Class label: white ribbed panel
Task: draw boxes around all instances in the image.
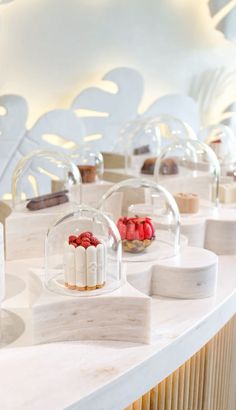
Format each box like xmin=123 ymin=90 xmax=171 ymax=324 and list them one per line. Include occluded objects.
xmin=125 ymin=316 xmax=236 ymax=410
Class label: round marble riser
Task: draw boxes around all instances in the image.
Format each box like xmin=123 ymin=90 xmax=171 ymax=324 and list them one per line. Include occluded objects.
xmin=151 ymin=247 xmax=218 ymax=299
xmin=205 ymin=209 xmax=236 ymax=255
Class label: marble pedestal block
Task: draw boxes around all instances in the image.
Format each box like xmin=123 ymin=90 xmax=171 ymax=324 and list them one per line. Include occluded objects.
xmin=152 ymin=247 xmax=218 ymax=299
xmin=51 ymin=180 xmax=113 ymax=208
xmin=126 ymin=246 xmax=218 ymax=299
xmin=205 ymin=208 xmax=236 ymax=255
xmin=29 ymin=271 xmax=151 ymax=345
xmin=5 ymin=202 xmax=72 ymax=260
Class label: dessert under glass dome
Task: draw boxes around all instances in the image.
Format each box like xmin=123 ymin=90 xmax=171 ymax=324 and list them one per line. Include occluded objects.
xmin=98 ymin=178 xmax=182 ymax=262
xmin=154 ymin=139 xmax=220 ymax=214
xmin=45 ymin=205 xmax=124 ymax=296
xmin=12 ymin=149 xmax=81 ymax=210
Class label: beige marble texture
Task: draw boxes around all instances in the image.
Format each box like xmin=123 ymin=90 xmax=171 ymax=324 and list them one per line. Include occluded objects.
xmin=205 ymin=208 xmax=236 ymax=255
xmin=5 ymin=202 xmax=73 ymax=260
xmin=28 ymin=271 xmax=151 ymax=344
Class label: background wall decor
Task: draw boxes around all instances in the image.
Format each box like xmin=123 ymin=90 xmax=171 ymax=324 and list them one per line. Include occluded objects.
xmin=1 ymin=0 xmax=236 ymax=125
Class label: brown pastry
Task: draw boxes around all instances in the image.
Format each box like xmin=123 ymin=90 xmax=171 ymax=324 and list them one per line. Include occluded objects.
xmin=174 ymin=193 xmax=200 ymax=214
xmin=159 ymin=158 xmax=178 ymax=175
xmin=226 ymin=170 xmax=236 ymax=181
xmin=78 ymin=165 xmax=97 ymax=183
xmin=141 ymin=157 xmax=157 ymax=175
xmin=26 ymin=190 xmax=69 ymax=211
xmin=133 ymin=145 xmax=150 ymax=155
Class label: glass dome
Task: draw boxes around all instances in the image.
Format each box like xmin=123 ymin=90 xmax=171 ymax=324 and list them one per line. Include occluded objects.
xmin=45 ymin=205 xmax=124 ymax=296
xmin=115 ymin=117 xmax=161 ymax=173
xmin=70 ymin=146 xmax=104 ymax=183
xmin=115 ymin=115 xmax=196 ymax=175
xmin=154 ymin=139 xmax=220 ymax=213
xmin=12 ymin=149 xmax=81 ymax=210
xmin=98 ymin=178 xmax=181 ymax=262
xmin=199 ymin=124 xmax=236 ymax=176
xmin=152 ymin=114 xmax=197 ymax=147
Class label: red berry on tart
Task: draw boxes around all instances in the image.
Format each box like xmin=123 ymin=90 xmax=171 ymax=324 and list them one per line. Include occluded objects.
xmin=116 ymin=217 xmax=155 ymax=253
xmin=67 ymin=232 xmax=101 ymax=248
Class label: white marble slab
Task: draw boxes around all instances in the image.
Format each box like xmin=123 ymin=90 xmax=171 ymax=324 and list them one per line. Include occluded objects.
xmin=29 ymin=273 xmax=151 ymax=344
xmin=152 ymin=246 xmax=218 ymax=299
xmin=205 ymin=208 xmax=236 ymax=254
xmin=5 ymin=202 xmax=73 ymax=260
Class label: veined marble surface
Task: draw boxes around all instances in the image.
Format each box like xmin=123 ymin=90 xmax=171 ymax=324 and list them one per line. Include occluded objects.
xmin=0 ymin=255 xmax=235 ymax=410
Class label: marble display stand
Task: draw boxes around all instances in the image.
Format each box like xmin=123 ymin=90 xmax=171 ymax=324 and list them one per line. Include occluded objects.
xmin=205 ymin=208 xmax=236 ymax=255
xmin=52 ymin=179 xmax=113 ymax=208
xmin=29 ymin=270 xmax=151 ymax=345
xmin=5 ymin=202 xmax=73 ymax=260
xmin=152 ymin=247 xmax=218 ymax=299
xmin=126 ymin=246 xmax=218 ymax=299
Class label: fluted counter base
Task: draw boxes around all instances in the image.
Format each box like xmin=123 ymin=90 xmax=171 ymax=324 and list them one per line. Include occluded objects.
xmin=126 ymin=316 xmax=236 ymax=410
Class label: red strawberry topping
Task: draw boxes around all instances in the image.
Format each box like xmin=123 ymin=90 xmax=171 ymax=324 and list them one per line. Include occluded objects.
xmin=116 ymin=217 xmax=155 ymax=241
xmin=67 ymin=232 xmax=101 ymax=249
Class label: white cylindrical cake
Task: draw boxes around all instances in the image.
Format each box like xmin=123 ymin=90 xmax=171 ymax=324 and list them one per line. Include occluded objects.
xmin=63 ymin=232 xmax=106 ymax=291
xmin=75 ymin=246 xmax=87 ymax=290
xmin=0 ymin=223 xmax=5 ymax=303
xmin=86 ymin=246 xmax=97 ymax=290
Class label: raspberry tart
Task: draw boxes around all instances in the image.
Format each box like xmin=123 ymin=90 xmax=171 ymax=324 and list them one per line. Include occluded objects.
xmin=63 ymin=232 xmax=106 ymax=291
xmin=117 ymin=217 xmax=155 ymax=253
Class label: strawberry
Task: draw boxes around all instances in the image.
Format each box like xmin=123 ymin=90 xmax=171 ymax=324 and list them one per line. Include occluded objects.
xmin=137 ymin=223 xmax=144 ymax=240
xmin=79 ymin=232 xmax=92 ymax=240
xmin=81 ymin=241 xmax=91 ymax=249
xmin=76 ymin=238 xmax=82 ymax=245
xmin=69 ymin=235 xmax=77 ymax=243
xmin=116 ymin=216 xmax=155 ymax=241
xmin=145 ymin=218 xmax=155 ymax=237
xmin=91 ymin=237 xmax=101 ymax=246
xmin=143 ymin=222 xmax=153 ymax=239
xmin=133 ymin=227 xmax=140 ymax=240
xmin=117 ymin=220 xmax=127 ymax=240
xmin=126 ymin=221 xmax=136 ymax=240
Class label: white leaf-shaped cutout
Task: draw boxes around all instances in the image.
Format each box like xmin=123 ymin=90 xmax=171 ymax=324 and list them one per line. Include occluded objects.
xmin=189 ymin=67 xmax=236 ymax=127
xmin=71 ymin=67 xmax=144 ymax=151
xmin=0 ymin=102 xmax=86 ymax=197
xmin=143 ymin=94 xmax=200 ymax=131
xmin=208 ymin=0 xmax=236 ymax=40
xmin=0 ymin=95 xmax=30 ymax=198
xmin=27 ymin=109 xmax=86 ymax=152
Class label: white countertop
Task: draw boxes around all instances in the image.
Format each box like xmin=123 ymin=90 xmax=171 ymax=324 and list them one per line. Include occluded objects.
xmin=0 ymin=255 xmax=235 ymax=410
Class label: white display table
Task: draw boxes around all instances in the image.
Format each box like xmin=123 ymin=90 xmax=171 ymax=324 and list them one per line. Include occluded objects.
xmin=0 ymin=255 xmax=235 ymax=410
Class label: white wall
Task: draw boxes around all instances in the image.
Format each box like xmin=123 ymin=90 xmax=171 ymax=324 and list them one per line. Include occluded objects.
xmin=1 ymin=0 xmax=236 ymax=127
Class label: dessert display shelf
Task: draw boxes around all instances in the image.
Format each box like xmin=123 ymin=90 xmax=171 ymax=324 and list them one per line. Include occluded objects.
xmin=0 ymin=255 xmax=235 ymax=410
xmin=1 ymin=155 xmax=236 ymax=409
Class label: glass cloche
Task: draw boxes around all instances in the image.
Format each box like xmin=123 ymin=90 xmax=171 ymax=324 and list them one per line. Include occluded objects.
xmin=115 ymin=115 xmax=196 ymax=176
xmin=115 ymin=117 xmax=161 ymax=173
xmin=154 ymin=139 xmax=220 ymax=214
xmin=12 ymin=149 xmax=81 ymax=210
xmin=98 ymin=178 xmax=182 ymax=262
xmin=199 ymin=123 xmax=236 ymax=177
xmin=70 ymin=146 xmax=104 ymax=183
xmin=152 ymin=114 xmax=197 ymax=147
xmin=45 ymin=205 xmax=124 ymax=296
